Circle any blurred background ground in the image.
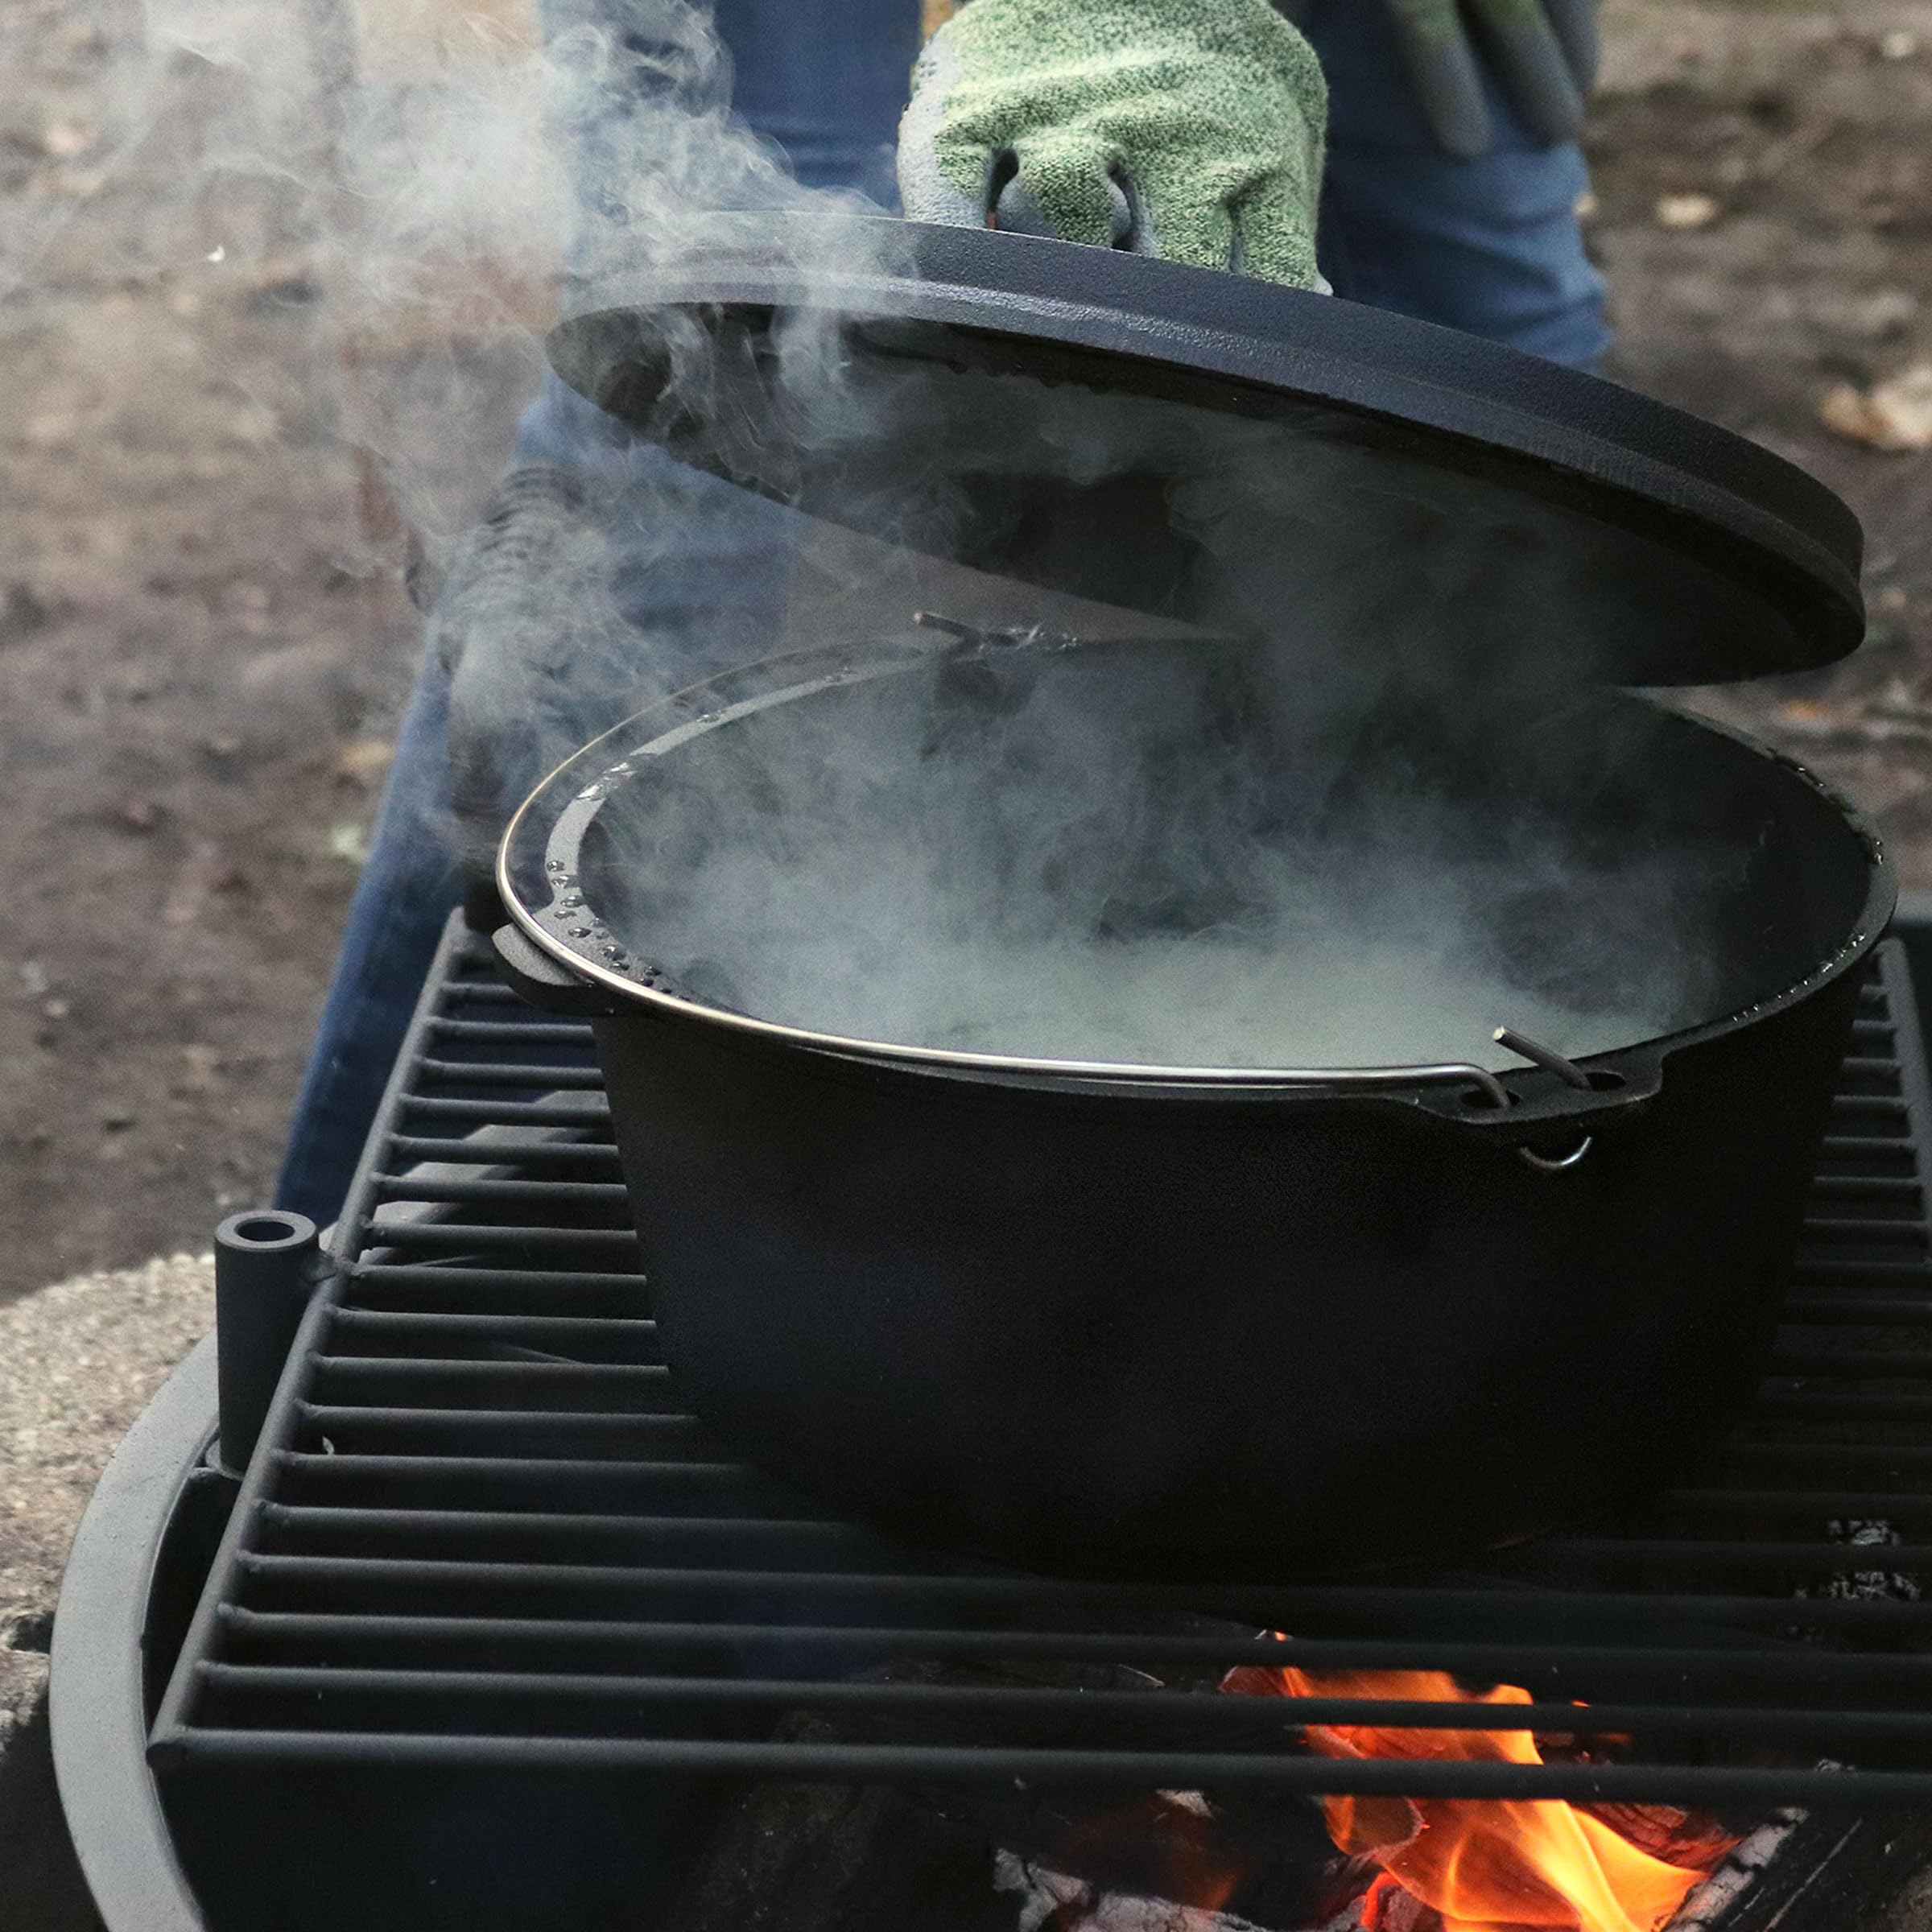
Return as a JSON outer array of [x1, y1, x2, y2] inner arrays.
[[2, 0, 1932, 1310]]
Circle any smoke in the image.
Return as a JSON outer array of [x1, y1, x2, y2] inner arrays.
[[22, 0, 1791, 1068], [450, 273, 1752, 1070], [39, 0, 900, 835], [581, 630, 1741, 1071]]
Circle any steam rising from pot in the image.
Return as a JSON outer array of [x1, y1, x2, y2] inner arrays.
[[108, 0, 1753, 1067], [580, 633, 1738, 1071]]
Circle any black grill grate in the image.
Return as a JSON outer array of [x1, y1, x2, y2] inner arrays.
[[152, 922, 1932, 1806]]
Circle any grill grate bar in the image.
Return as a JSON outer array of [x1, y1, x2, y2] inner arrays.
[[252, 1503, 1932, 1579], [209, 1609, 1932, 1694], [309, 1356, 670, 1385], [384, 1136, 623, 1174], [1805, 1174, 1924, 1202], [184, 1664, 1932, 1749], [417, 1059, 608, 1090], [441, 981, 524, 1005], [1831, 1094, 1910, 1118], [398, 1095, 613, 1125], [1838, 1056, 1905, 1081], [223, 1553, 1932, 1630], [272, 1452, 753, 1476], [345, 1263, 646, 1294], [328, 1310, 655, 1344], [1819, 1133, 1917, 1159], [357, 1222, 642, 1258], [427, 1018, 596, 1046], [146, 1730, 1932, 1807], [295, 1405, 697, 1435], [259, 1506, 878, 1542], [369, 1175, 633, 1211]]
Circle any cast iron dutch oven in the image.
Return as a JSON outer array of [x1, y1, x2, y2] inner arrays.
[[491, 219, 1893, 1579]]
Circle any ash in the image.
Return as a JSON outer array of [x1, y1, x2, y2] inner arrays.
[[995, 1850, 1278, 1932]]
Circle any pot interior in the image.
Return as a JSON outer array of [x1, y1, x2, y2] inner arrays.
[[561, 632, 1878, 1073]]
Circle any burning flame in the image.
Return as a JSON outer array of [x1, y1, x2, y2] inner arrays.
[[1223, 1661, 1733, 1932]]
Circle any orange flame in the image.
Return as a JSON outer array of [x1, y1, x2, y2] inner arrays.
[[1223, 1662, 1732, 1932]]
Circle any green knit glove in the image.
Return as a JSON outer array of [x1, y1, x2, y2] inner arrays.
[[1380, 0, 1597, 159], [898, 0, 1328, 288]]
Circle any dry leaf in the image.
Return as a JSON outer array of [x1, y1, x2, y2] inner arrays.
[[1655, 193, 1719, 231], [41, 122, 95, 159], [327, 821, 372, 868], [334, 739, 396, 784], [1819, 366, 1932, 452], [23, 412, 76, 450]]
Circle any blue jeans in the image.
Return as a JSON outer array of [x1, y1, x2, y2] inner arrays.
[[275, 0, 1608, 1224], [1309, 0, 1608, 366]]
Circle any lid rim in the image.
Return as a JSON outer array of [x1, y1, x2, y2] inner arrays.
[[551, 217, 1868, 686]]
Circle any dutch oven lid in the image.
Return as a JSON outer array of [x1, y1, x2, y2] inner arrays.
[[549, 213, 1864, 687]]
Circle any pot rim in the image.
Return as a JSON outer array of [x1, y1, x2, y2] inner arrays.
[[498, 634, 1897, 1110]]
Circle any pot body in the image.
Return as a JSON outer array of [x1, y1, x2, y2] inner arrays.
[[498, 647, 1893, 1580], [590, 964, 1860, 1579]]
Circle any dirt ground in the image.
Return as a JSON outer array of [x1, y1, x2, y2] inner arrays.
[[2, 0, 1931, 1309]]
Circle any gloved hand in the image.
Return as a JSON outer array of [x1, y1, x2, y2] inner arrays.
[[1377, 0, 1597, 159], [898, 0, 1327, 289]]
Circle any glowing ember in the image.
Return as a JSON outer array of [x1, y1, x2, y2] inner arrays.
[[1222, 1661, 1736, 1932]]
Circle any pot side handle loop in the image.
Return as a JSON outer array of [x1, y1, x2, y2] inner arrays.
[[1518, 1133, 1595, 1174]]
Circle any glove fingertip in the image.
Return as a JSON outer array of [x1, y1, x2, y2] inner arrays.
[[898, 123, 998, 228], [1502, 47, 1584, 147], [1394, 32, 1494, 159], [898, 31, 995, 225], [1542, 0, 1601, 92], [998, 138, 1132, 250], [902, 155, 1000, 229], [1471, 3, 1587, 147], [1229, 191, 1323, 289]]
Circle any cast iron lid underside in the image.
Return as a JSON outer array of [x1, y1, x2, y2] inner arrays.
[[550, 215, 1864, 689]]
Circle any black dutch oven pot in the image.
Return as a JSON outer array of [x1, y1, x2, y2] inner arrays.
[[489, 220, 1895, 1579]]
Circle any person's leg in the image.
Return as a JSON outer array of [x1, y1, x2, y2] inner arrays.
[[275, 658, 464, 1223], [1303, 0, 1608, 370], [276, 1, 923, 1224], [715, 0, 923, 198]]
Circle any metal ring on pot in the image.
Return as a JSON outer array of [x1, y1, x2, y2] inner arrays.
[[501, 632, 1891, 1144], [1518, 1133, 1595, 1174]]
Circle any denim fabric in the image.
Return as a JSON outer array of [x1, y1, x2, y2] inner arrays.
[[712, 0, 923, 196], [1305, 0, 1609, 369], [275, 655, 464, 1224], [276, 0, 1609, 1224]]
